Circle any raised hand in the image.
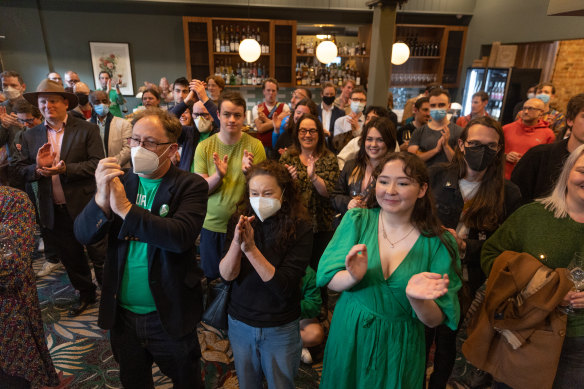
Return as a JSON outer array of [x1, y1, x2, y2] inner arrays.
[[109, 177, 132, 218], [348, 114, 359, 132], [94, 157, 124, 212], [38, 160, 66, 177], [306, 154, 318, 181], [284, 163, 298, 179], [190, 79, 207, 102], [273, 111, 288, 132], [36, 143, 56, 168], [240, 215, 256, 252], [441, 126, 450, 146], [406, 272, 449, 300], [347, 197, 364, 210], [0, 111, 19, 127], [212, 152, 229, 178], [506, 151, 522, 163], [242, 149, 254, 173], [345, 244, 368, 283]]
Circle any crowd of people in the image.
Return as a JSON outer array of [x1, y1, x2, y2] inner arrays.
[[1, 67, 584, 389]]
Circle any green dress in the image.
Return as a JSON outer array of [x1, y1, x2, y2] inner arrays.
[[316, 208, 461, 389]]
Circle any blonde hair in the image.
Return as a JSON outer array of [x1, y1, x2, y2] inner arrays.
[[538, 144, 584, 218]]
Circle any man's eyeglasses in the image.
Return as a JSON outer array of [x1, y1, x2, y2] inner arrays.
[[193, 113, 211, 119], [127, 137, 171, 151], [351, 97, 366, 103], [298, 129, 318, 136], [18, 118, 36, 125], [465, 140, 500, 151], [522, 106, 542, 112]]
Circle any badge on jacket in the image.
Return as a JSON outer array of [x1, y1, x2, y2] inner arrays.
[[159, 204, 169, 217]]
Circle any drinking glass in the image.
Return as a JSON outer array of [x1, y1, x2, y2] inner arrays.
[[562, 252, 584, 314]]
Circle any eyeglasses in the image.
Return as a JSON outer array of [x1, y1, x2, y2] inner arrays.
[[18, 118, 36, 125], [298, 129, 318, 136], [465, 140, 500, 151], [193, 113, 211, 119], [522, 106, 542, 112], [127, 137, 171, 151], [351, 97, 366, 103]]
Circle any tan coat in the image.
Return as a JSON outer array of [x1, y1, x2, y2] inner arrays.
[[462, 251, 572, 389]]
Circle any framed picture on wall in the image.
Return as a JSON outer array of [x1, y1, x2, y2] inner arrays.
[[89, 42, 134, 96]]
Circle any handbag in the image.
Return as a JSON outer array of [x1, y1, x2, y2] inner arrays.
[[201, 281, 230, 330]]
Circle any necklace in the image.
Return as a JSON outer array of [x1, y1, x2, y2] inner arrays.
[[380, 214, 416, 248]]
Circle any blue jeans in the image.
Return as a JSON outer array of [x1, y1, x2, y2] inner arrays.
[[228, 315, 302, 389], [110, 307, 202, 389], [199, 228, 226, 279], [553, 335, 584, 388]]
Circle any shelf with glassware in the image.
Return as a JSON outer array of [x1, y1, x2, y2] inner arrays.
[[391, 24, 467, 89], [183, 17, 297, 88]]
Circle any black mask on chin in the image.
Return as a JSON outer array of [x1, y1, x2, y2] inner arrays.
[[463, 144, 498, 172], [75, 92, 89, 106]]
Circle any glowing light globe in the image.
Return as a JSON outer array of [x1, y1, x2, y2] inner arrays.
[[391, 42, 410, 65], [239, 39, 261, 63], [316, 40, 338, 64]]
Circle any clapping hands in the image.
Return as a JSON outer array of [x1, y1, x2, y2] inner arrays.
[[406, 272, 449, 300], [233, 215, 256, 252], [345, 244, 368, 283]]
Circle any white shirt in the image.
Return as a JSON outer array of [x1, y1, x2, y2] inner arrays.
[[321, 102, 333, 133]]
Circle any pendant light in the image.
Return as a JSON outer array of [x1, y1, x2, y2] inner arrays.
[[315, 0, 338, 64], [391, 42, 410, 65], [239, 0, 261, 63]]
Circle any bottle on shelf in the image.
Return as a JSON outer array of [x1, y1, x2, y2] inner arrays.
[[361, 42, 366, 56], [215, 26, 221, 52], [300, 37, 305, 54]]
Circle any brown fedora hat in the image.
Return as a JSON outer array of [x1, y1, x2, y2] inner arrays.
[[23, 79, 78, 108]]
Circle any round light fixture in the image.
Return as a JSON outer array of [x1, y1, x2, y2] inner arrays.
[[316, 40, 338, 64], [239, 38, 261, 63], [391, 42, 410, 65]]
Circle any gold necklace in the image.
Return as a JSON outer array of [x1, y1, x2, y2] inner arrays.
[[380, 214, 416, 248]]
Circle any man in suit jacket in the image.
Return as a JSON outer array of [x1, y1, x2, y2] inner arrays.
[[74, 108, 208, 388], [89, 90, 132, 167], [317, 82, 345, 153], [13, 79, 105, 315]]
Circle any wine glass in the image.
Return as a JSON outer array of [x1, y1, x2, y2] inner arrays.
[[562, 252, 584, 314]]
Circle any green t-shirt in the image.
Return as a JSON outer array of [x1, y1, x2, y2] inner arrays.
[[194, 132, 266, 233], [118, 176, 162, 314], [100, 88, 124, 117], [190, 132, 214, 173]]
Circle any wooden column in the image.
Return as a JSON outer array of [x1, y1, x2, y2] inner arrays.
[[367, 1, 398, 106]]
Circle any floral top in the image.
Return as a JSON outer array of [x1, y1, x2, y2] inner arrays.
[[280, 149, 340, 232], [0, 186, 59, 387]]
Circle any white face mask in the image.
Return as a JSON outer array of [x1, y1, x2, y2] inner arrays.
[[195, 116, 212, 133], [250, 196, 282, 222], [3, 87, 21, 100], [350, 101, 365, 114], [131, 145, 170, 175]]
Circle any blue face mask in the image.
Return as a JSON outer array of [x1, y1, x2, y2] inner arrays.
[[430, 109, 447, 122], [535, 93, 550, 104], [94, 104, 110, 117]]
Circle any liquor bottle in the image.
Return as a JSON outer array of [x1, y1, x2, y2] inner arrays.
[[355, 43, 360, 56], [235, 33, 240, 52], [356, 71, 361, 86], [300, 37, 305, 54], [230, 33, 235, 52], [361, 42, 366, 56], [215, 26, 221, 52], [256, 26, 261, 42], [307, 39, 314, 55]]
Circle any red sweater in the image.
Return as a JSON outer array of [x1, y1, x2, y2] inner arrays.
[[503, 119, 555, 179]]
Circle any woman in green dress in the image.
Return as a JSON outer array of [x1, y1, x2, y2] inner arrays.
[[316, 152, 462, 389]]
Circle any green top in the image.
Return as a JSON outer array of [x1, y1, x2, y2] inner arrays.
[[118, 176, 162, 314], [194, 132, 266, 233], [316, 208, 461, 389], [300, 266, 322, 319], [102, 88, 124, 118], [481, 201, 584, 337]]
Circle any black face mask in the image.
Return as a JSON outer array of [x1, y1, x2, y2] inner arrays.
[[322, 95, 335, 106], [75, 92, 89, 106], [463, 144, 498, 172]]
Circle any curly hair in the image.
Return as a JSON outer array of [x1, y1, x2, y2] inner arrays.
[[236, 160, 309, 248]]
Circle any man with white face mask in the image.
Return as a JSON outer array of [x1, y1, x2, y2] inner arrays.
[[408, 88, 463, 167], [89, 90, 132, 167], [74, 108, 208, 388], [333, 87, 368, 152]]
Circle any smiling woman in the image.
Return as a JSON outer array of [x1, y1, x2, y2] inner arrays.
[[316, 151, 461, 389]]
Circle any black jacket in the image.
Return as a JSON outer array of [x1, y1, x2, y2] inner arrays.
[[74, 164, 208, 338], [13, 115, 104, 229], [429, 165, 522, 294], [510, 138, 569, 204]]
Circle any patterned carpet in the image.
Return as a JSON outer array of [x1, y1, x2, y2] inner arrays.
[[33, 251, 322, 388]]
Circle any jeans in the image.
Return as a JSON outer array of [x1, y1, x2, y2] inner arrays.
[[199, 228, 226, 280], [110, 307, 202, 389], [553, 335, 584, 388], [228, 315, 302, 389]]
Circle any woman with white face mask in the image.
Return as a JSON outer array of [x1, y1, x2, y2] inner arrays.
[[219, 160, 312, 389]]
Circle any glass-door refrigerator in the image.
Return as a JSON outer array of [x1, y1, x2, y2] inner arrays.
[[461, 67, 542, 124]]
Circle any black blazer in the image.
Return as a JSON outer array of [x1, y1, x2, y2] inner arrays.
[[73, 165, 209, 339], [12, 115, 104, 229], [317, 104, 345, 152], [429, 165, 522, 294]]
